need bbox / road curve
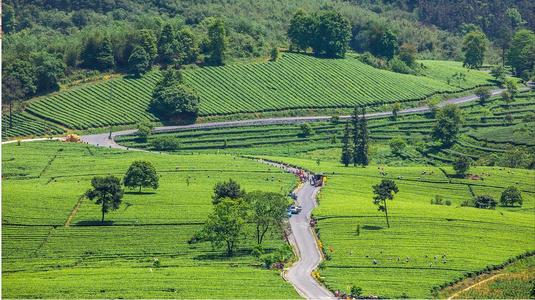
[260,160,334,299]
[74,88,506,149]
[286,182,334,299]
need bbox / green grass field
[261,156,535,298]
[4,53,494,138]
[2,141,299,298]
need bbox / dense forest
[2,0,534,104]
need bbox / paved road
[75,88,506,149]
[286,182,334,299]
[260,160,334,299]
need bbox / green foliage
[150,73,200,122]
[136,121,153,142]
[398,43,417,66]
[453,155,471,177]
[85,175,124,222]
[137,29,158,63]
[129,46,151,76]
[200,199,245,256]
[245,191,288,245]
[462,31,488,69]
[353,107,369,166]
[432,104,463,147]
[123,161,159,192]
[507,29,535,78]
[150,136,180,151]
[341,121,353,167]
[490,65,506,84]
[473,195,497,209]
[500,186,523,207]
[96,36,115,71]
[300,123,314,137]
[212,179,246,205]
[389,136,406,156]
[391,102,401,120]
[372,179,399,228]
[270,47,280,61]
[206,18,226,66]
[475,86,492,105]
[32,52,66,94]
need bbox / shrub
[299,123,314,137]
[150,136,180,151]
[358,52,387,69]
[500,186,523,207]
[350,286,363,297]
[474,195,497,209]
[136,121,154,142]
[389,57,414,74]
[389,136,407,155]
[453,155,471,177]
[445,200,452,206]
[431,195,444,205]
[460,199,474,207]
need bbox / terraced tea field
[5,53,494,138]
[2,141,299,298]
[262,157,535,298]
[116,91,535,165]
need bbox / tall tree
[341,121,353,167]
[85,176,124,223]
[176,28,198,65]
[206,18,226,66]
[81,33,100,69]
[314,10,351,57]
[200,199,245,256]
[245,191,288,245]
[32,52,66,94]
[351,106,360,167]
[128,46,151,76]
[287,10,316,53]
[462,30,488,69]
[137,29,158,63]
[123,161,159,192]
[475,87,492,105]
[355,107,369,166]
[453,155,471,177]
[372,179,399,228]
[507,29,535,78]
[96,36,115,71]
[2,75,28,128]
[158,23,176,64]
[432,104,463,147]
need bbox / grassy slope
[2,141,298,298]
[260,157,535,298]
[5,53,493,138]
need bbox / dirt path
[447,273,506,300]
[64,195,85,227]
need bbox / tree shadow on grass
[193,249,252,261]
[74,220,115,226]
[124,191,157,195]
[362,225,384,230]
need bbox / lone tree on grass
[85,176,124,223]
[453,155,472,177]
[245,191,288,245]
[372,179,399,228]
[462,30,488,69]
[201,199,244,256]
[432,104,463,147]
[341,121,353,167]
[474,195,497,209]
[123,161,159,193]
[352,106,369,167]
[212,179,246,204]
[500,186,523,207]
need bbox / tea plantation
[261,156,534,298]
[2,142,299,298]
[4,53,494,138]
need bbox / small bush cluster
[259,244,293,269]
[150,136,180,151]
[430,195,452,206]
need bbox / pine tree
[96,36,115,71]
[341,121,353,167]
[351,106,360,166]
[358,106,369,166]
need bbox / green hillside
[6,53,494,138]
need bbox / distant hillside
[2,53,494,138]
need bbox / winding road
[1,88,517,299]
